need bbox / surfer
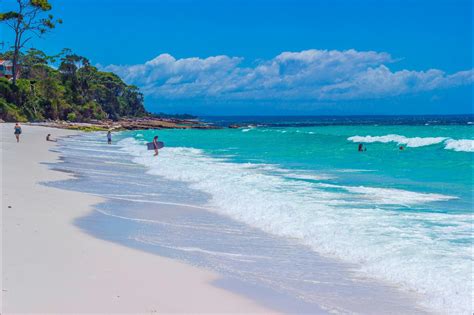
[399,145,404,151]
[153,135,159,156]
[358,143,364,152]
[13,123,22,143]
[107,130,112,144]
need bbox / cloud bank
[104,49,473,101]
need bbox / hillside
[0,49,147,122]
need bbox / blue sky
[1,0,472,115]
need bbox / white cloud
[103,49,473,101]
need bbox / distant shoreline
[23,116,222,131]
[2,113,472,131]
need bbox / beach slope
[1,124,274,313]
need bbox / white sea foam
[336,168,375,173]
[444,139,474,152]
[96,208,243,234]
[341,185,456,205]
[146,243,271,260]
[316,183,456,205]
[118,137,472,314]
[348,134,447,147]
[348,134,474,152]
[283,173,333,181]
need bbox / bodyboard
[147,141,164,150]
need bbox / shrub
[0,98,28,122]
[66,112,77,122]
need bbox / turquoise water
[142,124,472,207]
[114,118,472,313]
[49,116,473,313]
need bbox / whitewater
[49,116,473,314]
[348,134,474,151]
[119,137,471,314]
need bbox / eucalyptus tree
[0,0,61,85]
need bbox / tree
[0,0,62,85]
[0,47,148,122]
[18,48,50,78]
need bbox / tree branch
[20,36,33,48]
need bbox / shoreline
[44,127,431,314]
[1,124,276,313]
[26,116,222,131]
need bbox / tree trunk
[11,20,20,85]
[12,47,19,85]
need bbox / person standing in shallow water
[13,123,22,143]
[107,130,112,144]
[153,135,159,157]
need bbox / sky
[1,0,472,115]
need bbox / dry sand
[1,123,276,314]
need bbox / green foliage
[0,11,20,21]
[0,49,148,122]
[1,0,61,83]
[65,125,109,132]
[66,112,77,122]
[0,98,27,122]
[31,0,52,11]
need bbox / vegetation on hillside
[0,48,147,122]
[0,0,148,122]
[1,0,62,85]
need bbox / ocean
[48,115,473,314]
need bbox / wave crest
[348,134,474,151]
[347,134,447,147]
[444,139,474,152]
[117,136,469,314]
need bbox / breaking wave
[444,139,474,152]
[117,137,471,314]
[348,134,474,152]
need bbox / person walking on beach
[13,123,22,143]
[153,135,159,156]
[107,130,112,144]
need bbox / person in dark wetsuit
[153,135,159,157]
[358,143,364,152]
[107,131,112,144]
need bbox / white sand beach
[1,124,275,313]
